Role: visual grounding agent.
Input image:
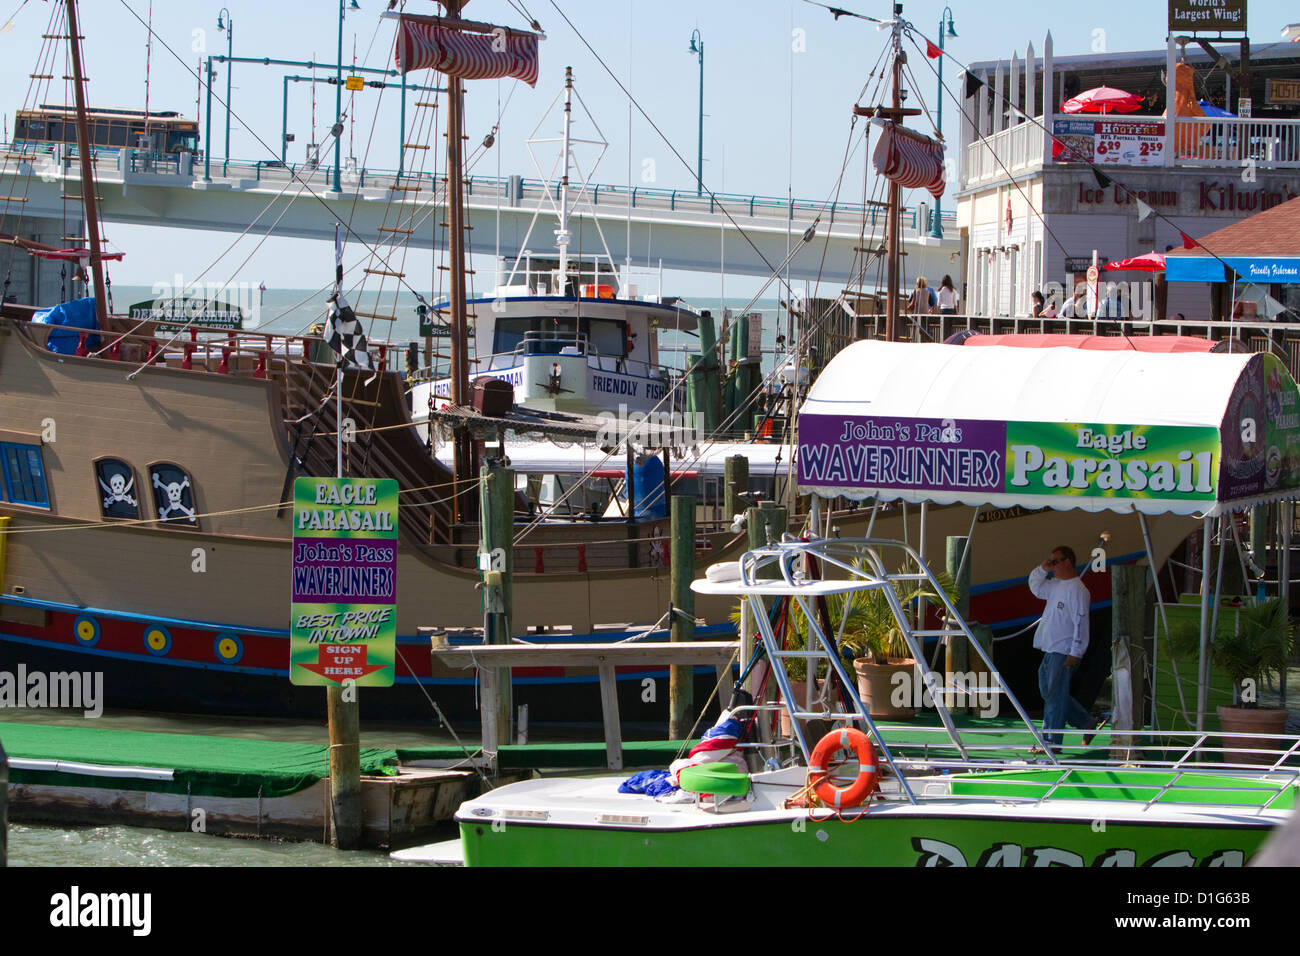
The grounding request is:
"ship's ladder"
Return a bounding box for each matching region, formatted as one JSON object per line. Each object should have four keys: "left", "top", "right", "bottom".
{"left": 702, "top": 537, "right": 1056, "bottom": 805}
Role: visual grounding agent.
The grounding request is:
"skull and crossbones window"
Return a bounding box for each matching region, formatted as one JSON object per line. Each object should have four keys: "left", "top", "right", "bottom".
{"left": 95, "top": 459, "right": 139, "bottom": 520}
{"left": 148, "top": 462, "right": 198, "bottom": 527}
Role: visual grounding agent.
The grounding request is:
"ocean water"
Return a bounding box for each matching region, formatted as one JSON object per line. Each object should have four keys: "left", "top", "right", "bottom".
{"left": 0, "top": 708, "right": 461, "bottom": 866}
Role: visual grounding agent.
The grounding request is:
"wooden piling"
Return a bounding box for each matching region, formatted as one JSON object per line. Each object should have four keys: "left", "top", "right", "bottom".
{"left": 480, "top": 461, "right": 515, "bottom": 754}
{"left": 669, "top": 494, "right": 697, "bottom": 740}
{"left": 724, "top": 455, "right": 749, "bottom": 522}
{"left": 1111, "top": 564, "right": 1149, "bottom": 740}
{"left": 697, "top": 311, "right": 721, "bottom": 434}
{"left": 326, "top": 685, "right": 362, "bottom": 849}
{"left": 747, "top": 500, "right": 788, "bottom": 551}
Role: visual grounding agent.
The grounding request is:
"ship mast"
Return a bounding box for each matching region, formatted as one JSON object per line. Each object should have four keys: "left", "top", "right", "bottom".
{"left": 852, "top": 4, "right": 917, "bottom": 342}
{"left": 64, "top": 0, "right": 108, "bottom": 325}
{"left": 555, "top": 66, "right": 573, "bottom": 289}
{"left": 884, "top": 10, "right": 903, "bottom": 343}
{"left": 444, "top": 0, "right": 477, "bottom": 522}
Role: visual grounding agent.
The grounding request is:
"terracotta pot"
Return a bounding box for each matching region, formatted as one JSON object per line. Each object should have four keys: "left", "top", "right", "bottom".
{"left": 853, "top": 657, "right": 916, "bottom": 719}
{"left": 779, "top": 678, "right": 828, "bottom": 739}
{"left": 1216, "top": 705, "right": 1290, "bottom": 765}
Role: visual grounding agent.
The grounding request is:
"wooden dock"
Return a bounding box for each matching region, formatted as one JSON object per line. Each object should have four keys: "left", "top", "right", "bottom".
{"left": 431, "top": 639, "right": 741, "bottom": 770}
{"left": 0, "top": 721, "right": 488, "bottom": 847}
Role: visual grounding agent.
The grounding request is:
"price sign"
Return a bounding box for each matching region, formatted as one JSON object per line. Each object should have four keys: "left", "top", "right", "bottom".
{"left": 1094, "top": 121, "right": 1165, "bottom": 166}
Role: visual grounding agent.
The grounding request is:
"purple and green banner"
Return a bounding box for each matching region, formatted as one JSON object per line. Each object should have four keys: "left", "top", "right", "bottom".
{"left": 290, "top": 477, "right": 398, "bottom": 687}
{"left": 798, "top": 415, "right": 1223, "bottom": 503}
{"left": 1219, "top": 353, "right": 1300, "bottom": 502}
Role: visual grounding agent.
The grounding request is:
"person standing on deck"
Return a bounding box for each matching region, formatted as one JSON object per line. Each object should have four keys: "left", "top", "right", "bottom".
{"left": 1028, "top": 546, "right": 1097, "bottom": 751}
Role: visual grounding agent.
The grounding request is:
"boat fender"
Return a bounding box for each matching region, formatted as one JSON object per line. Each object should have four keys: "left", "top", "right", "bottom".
{"left": 808, "top": 728, "right": 879, "bottom": 809}
{"left": 705, "top": 561, "right": 742, "bottom": 583}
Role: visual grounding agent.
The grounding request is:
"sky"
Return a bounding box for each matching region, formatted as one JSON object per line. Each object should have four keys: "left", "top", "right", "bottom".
{"left": 1, "top": 0, "right": 1297, "bottom": 299}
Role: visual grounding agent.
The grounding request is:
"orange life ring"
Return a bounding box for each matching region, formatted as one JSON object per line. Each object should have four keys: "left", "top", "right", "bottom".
{"left": 809, "top": 728, "right": 879, "bottom": 809}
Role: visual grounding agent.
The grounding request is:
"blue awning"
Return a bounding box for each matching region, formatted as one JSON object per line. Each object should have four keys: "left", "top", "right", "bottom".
{"left": 1167, "top": 255, "right": 1300, "bottom": 284}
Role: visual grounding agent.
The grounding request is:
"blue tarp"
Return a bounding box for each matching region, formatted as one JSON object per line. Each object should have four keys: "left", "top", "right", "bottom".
{"left": 33, "top": 297, "right": 100, "bottom": 354}
{"left": 1166, "top": 256, "right": 1300, "bottom": 285}
{"left": 1197, "top": 100, "right": 1236, "bottom": 118}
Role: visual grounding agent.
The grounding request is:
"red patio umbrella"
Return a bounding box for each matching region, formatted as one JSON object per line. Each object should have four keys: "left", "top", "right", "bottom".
{"left": 1061, "top": 85, "right": 1143, "bottom": 114}
{"left": 1103, "top": 252, "right": 1165, "bottom": 272}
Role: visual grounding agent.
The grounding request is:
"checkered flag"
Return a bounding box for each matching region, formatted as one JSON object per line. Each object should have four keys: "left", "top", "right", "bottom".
{"left": 324, "top": 224, "right": 372, "bottom": 371}
{"left": 324, "top": 291, "right": 373, "bottom": 371}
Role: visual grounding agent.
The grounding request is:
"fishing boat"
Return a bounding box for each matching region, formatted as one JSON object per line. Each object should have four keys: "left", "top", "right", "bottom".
{"left": 407, "top": 67, "right": 702, "bottom": 422}
{"left": 450, "top": 536, "right": 1299, "bottom": 867}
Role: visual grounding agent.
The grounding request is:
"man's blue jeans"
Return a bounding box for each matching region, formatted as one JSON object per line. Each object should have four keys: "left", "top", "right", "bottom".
{"left": 1038, "top": 652, "right": 1091, "bottom": 748}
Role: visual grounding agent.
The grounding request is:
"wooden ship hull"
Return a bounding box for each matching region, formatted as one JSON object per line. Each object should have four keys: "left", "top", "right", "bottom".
{"left": 0, "top": 311, "right": 1199, "bottom": 726}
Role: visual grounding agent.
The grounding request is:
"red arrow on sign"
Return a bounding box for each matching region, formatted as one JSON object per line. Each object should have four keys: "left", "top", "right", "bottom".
{"left": 296, "top": 643, "right": 387, "bottom": 683}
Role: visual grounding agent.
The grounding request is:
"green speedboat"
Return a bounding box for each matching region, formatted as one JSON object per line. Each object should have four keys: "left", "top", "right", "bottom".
{"left": 452, "top": 537, "right": 1298, "bottom": 867}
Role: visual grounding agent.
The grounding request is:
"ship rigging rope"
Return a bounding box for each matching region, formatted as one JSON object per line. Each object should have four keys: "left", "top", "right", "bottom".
{"left": 546, "top": 0, "right": 804, "bottom": 306}
{"left": 391, "top": 645, "right": 496, "bottom": 789}
{"left": 504, "top": 93, "right": 882, "bottom": 541}
{"left": 0, "top": 3, "right": 68, "bottom": 268}
{"left": 112, "top": 0, "right": 483, "bottom": 327}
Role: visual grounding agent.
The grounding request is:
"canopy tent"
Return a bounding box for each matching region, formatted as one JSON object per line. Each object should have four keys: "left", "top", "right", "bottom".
{"left": 1166, "top": 195, "right": 1300, "bottom": 285}
{"left": 796, "top": 340, "right": 1300, "bottom": 733}
{"left": 1167, "top": 256, "right": 1300, "bottom": 284}
{"left": 796, "top": 341, "right": 1300, "bottom": 518}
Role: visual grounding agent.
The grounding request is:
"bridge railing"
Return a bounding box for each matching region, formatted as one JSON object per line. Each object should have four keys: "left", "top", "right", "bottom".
{"left": 0, "top": 142, "right": 961, "bottom": 234}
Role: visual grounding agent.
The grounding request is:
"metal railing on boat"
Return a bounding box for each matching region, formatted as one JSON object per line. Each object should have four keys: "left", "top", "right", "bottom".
{"left": 696, "top": 536, "right": 1300, "bottom": 812}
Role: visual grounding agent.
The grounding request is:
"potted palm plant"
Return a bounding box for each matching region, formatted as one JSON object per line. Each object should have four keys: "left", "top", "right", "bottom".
{"left": 839, "top": 571, "right": 957, "bottom": 719}
{"left": 1212, "top": 598, "right": 1295, "bottom": 765}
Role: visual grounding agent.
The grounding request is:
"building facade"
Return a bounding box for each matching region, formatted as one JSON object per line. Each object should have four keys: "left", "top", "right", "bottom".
{"left": 955, "top": 33, "right": 1300, "bottom": 321}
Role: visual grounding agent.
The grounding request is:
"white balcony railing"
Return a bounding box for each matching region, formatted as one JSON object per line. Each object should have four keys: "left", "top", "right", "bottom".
{"left": 1172, "top": 116, "right": 1300, "bottom": 168}
{"left": 963, "top": 119, "right": 1045, "bottom": 187}
{"left": 963, "top": 114, "right": 1300, "bottom": 188}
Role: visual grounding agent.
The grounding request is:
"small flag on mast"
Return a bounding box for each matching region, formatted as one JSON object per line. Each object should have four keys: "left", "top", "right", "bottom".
{"left": 926, "top": 40, "right": 942, "bottom": 59}
{"left": 325, "top": 225, "right": 373, "bottom": 371}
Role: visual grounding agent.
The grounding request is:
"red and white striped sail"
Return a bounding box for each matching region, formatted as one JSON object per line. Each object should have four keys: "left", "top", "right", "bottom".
{"left": 394, "top": 16, "right": 539, "bottom": 87}
{"left": 871, "top": 123, "right": 946, "bottom": 201}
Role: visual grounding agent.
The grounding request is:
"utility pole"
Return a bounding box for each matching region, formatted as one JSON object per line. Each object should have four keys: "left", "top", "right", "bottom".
{"left": 217, "top": 9, "right": 233, "bottom": 174}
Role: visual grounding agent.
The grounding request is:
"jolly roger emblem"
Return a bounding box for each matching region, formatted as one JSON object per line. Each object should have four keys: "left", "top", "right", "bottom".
{"left": 95, "top": 458, "right": 139, "bottom": 520}
{"left": 149, "top": 463, "right": 198, "bottom": 527}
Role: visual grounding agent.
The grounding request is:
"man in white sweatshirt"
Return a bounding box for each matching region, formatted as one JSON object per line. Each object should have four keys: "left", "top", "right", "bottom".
{"left": 1028, "top": 546, "right": 1096, "bottom": 751}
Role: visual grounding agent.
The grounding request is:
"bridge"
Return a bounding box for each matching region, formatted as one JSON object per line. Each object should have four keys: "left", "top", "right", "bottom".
{"left": 0, "top": 145, "right": 960, "bottom": 287}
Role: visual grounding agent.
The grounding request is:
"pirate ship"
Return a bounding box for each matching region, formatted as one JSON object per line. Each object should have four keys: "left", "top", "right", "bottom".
{"left": 0, "top": 2, "right": 1202, "bottom": 728}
